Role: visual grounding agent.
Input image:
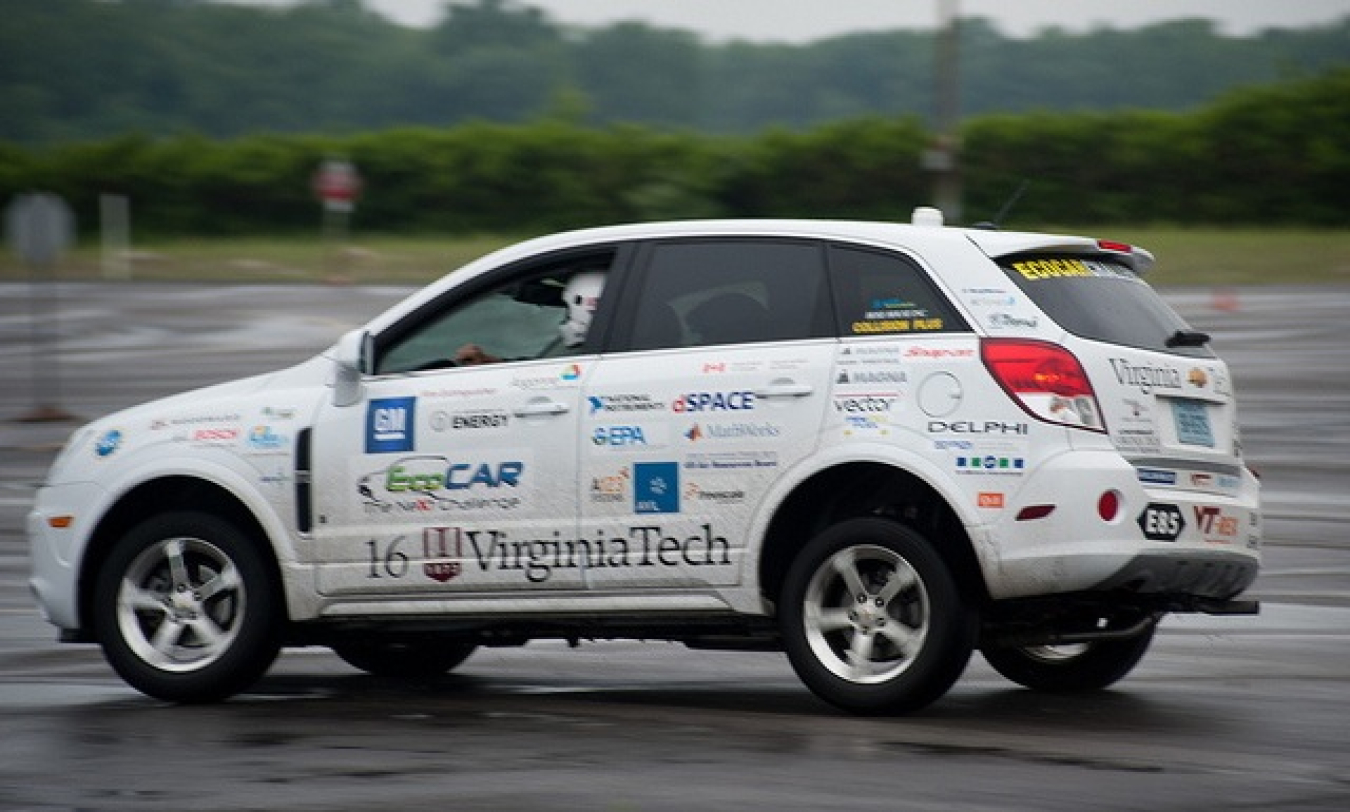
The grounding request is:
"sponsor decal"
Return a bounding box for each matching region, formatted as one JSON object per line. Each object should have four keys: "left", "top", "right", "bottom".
{"left": 511, "top": 365, "right": 582, "bottom": 390}
{"left": 833, "top": 394, "right": 898, "bottom": 414}
{"left": 851, "top": 298, "right": 943, "bottom": 334}
{"left": 1109, "top": 359, "right": 1183, "bottom": 394}
{"left": 683, "top": 422, "right": 781, "bottom": 441}
{"left": 1194, "top": 505, "right": 1240, "bottom": 542}
{"left": 261, "top": 406, "right": 297, "bottom": 420}
{"left": 932, "top": 439, "right": 974, "bottom": 451}
{"left": 700, "top": 359, "right": 765, "bottom": 374}
{"left": 95, "top": 429, "right": 123, "bottom": 458}
{"left": 588, "top": 394, "right": 664, "bottom": 415}
{"left": 246, "top": 425, "right": 287, "bottom": 450}
{"left": 672, "top": 391, "right": 755, "bottom": 413}
{"left": 684, "top": 451, "right": 778, "bottom": 471}
{"left": 151, "top": 412, "right": 242, "bottom": 430}
{"left": 840, "top": 344, "right": 903, "bottom": 359}
{"left": 1187, "top": 368, "right": 1208, "bottom": 388}
{"left": 963, "top": 287, "right": 1018, "bottom": 308}
{"left": 836, "top": 369, "right": 908, "bottom": 385}
{"left": 358, "top": 455, "right": 524, "bottom": 513}
{"left": 683, "top": 481, "right": 747, "bottom": 505}
{"left": 852, "top": 318, "right": 944, "bottom": 334}
{"left": 593, "top": 425, "right": 657, "bottom": 447}
{"left": 370, "top": 524, "right": 733, "bottom": 585}
{"left": 590, "top": 467, "right": 630, "bottom": 503}
{"left": 986, "top": 312, "right": 1039, "bottom": 331}
{"left": 1137, "top": 468, "right": 1178, "bottom": 485}
{"left": 904, "top": 345, "right": 975, "bottom": 360}
{"left": 421, "top": 527, "right": 464, "bottom": 582}
{"left": 634, "top": 461, "right": 679, "bottom": 514}
{"left": 192, "top": 427, "right": 240, "bottom": 443}
{"left": 929, "top": 420, "right": 1028, "bottom": 435}
{"left": 430, "top": 409, "right": 509, "bottom": 432}
{"left": 1010, "top": 258, "right": 1093, "bottom": 280}
{"left": 1138, "top": 503, "right": 1185, "bottom": 541}
{"left": 955, "top": 455, "right": 1026, "bottom": 473}
{"left": 420, "top": 386, "right": 497, "bottom": 399}
{"left": 366, "top": 397, "right": 415, "bottom": 453}
{"left": 1115, "top": 397, "right": 1159, "bottom": 453}
{"left": 977, "top": 492, "right": 1005, "bottom": 509}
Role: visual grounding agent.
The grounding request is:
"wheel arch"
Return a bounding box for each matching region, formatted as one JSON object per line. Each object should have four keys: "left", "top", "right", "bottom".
{"left": 756, "top": 461, "right": 988, "bottom": 611}
{"left": 77, "top": 475, "right": 286, "bottom": 636}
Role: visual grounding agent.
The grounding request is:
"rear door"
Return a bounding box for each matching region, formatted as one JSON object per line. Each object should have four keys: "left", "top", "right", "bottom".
{"left": 578, "top": 238, "right": 837, "bottom": 590}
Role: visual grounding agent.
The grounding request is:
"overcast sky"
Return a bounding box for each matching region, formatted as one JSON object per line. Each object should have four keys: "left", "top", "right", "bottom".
{"left": 228, "top": 0, "right": 1350, "bottom": 40}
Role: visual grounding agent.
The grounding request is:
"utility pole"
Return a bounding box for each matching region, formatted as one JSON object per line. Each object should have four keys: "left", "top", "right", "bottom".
{"left": 924, "top": 0, "right": 962, "bottom": 223}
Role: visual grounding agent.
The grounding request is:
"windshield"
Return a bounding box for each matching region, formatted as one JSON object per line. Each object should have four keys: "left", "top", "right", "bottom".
{"left": 999, "top": 254, "right": 1214, "bottom": 357}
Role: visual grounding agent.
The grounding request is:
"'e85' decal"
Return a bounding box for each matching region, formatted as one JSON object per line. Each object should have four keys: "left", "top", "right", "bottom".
{"left": 1137, "top": 503, "right": 1185, "bottom": 542}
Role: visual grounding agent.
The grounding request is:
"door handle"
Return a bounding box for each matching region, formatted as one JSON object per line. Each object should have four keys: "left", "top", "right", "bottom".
{"left": 513, "top": 399, "right": 570, "bottom": 417}
{"left": 755, "top": 381, "right": 814, "bottom": 399}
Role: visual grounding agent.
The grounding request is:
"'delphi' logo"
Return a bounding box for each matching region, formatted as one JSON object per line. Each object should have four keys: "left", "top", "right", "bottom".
{"left": 366, "top": 397, "right": 415, "bottom": 453}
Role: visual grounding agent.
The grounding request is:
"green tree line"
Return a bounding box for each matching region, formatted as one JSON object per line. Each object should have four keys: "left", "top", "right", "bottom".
{"left": 4, "top": 70, "right": 1348, "bottom": 234}
{"left": 2, "top": 0, "right": 1348, "bottom": 143}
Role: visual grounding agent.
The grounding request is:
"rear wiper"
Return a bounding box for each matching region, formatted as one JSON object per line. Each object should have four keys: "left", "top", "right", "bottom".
{"left": 1166, "top": 329, "right": 1211, "bottom": 348}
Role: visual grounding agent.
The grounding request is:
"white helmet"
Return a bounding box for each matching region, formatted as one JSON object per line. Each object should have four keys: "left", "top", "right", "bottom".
{"left": 559, "top": 271, "right": 606, "bottom": 347}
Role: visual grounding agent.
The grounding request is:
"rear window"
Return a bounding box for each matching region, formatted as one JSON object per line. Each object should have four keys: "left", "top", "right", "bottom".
{"left": 1000, "top": 254, "right": 1214, "bottom": 357}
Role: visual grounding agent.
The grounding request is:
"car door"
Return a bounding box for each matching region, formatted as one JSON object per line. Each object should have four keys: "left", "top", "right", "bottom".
{"left": 309, "top": 250, "right": 619, "bottom": 597}
{"left": 577, "top": 238, "right": 837, "bottom": 590}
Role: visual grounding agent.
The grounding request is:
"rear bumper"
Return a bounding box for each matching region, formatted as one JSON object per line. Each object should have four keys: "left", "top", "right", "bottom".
{"left": 972, "top": 448, "right": 1261, "bottom": 601}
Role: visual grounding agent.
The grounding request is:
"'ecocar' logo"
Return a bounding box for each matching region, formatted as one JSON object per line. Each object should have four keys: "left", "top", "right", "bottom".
{"left": 671, "top": 391, "right": 755, "bottom": 413}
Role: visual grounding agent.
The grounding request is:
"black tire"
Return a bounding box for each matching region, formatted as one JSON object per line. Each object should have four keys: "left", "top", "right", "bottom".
{"left": 92, "top": 511, "right": 282, "bottom": 703}
{"left": 779, "top": 517, "right": 977, "bottom": 715}
{"left": 332, "top": 638, "right": 476, "bottom": 678}
{"left": 980, "top": 623, "right": 1157, "bottom": 693}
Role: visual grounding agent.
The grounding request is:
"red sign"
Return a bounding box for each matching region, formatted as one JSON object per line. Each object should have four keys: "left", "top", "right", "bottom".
{"left": 313, "top": 159, "right": 362, "bottom": 210}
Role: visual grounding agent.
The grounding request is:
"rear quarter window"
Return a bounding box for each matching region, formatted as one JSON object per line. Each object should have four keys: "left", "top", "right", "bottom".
{"left": 1001, "top": 254, "right": 1214, "bottom": 357}
{"left": 828, "top": 245, "right": 969, "bottom": 336}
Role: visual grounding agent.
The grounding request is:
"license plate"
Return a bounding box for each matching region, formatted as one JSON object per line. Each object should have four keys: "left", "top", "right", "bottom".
{"left": 1172, "top": 399, "right": 1215, "bottom": 447}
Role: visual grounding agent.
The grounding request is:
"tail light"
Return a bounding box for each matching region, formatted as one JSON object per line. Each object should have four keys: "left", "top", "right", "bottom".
{"left": 981, "top": 339, "right": 1106, "bottom": 433}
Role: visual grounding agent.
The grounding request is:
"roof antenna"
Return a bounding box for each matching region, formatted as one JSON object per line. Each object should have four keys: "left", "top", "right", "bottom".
{"left": 973, "top": 179, "right": 1029, "bottom": 230}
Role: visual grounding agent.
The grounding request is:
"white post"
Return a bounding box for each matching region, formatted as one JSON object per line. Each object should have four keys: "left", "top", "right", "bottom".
{"left": 100, "top": 194, "right": 131, "bottom": 280}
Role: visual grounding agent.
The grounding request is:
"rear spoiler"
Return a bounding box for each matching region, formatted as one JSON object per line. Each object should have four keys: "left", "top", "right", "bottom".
{"left": 964, "top": 231, "right": 1156, "bottom": 276}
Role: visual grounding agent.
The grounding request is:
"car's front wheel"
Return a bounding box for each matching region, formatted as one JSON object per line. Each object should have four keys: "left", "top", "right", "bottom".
{"left": 980, "top": 623, "right": 1157, "bottom": 692}
{"left": 779, "top": 517, "right": 976, "bottom": 714}
{"left": 92, "top": 512, "right": 282, "bottom": 702}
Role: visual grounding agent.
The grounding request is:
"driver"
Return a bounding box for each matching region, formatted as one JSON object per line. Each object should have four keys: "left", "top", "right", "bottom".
{"left": 453, "top": 271, "right": 606, "bottom": 365}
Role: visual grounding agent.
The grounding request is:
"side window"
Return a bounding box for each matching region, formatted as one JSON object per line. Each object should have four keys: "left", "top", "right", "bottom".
{"left": 626, "top": 240, "right": 829, "bottom": 351}
{"left": 375, "top": 252, "right": 614, "bottom": 374}
{"left": 827, "top": 245, "right": 969, "bottom": 336}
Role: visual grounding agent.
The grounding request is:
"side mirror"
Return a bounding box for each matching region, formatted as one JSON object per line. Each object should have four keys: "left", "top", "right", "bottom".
{"left": 331, "top": 329, "right": 371, "bottom": 407}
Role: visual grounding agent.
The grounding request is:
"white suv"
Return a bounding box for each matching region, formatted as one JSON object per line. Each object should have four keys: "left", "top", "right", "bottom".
{"left": 28, "top": 212, "right": 1261, "bottom": 713}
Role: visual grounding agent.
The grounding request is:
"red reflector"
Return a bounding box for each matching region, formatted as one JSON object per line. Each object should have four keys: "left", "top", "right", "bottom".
{"left": 1097, "top": 490, "right": 1121, "bottom": 522}
{"left": 1097, "top": 240, "right": 1132, "bottom": 253}
{"left": 1016, "top": 505, "right": 1055, "bottom": 521}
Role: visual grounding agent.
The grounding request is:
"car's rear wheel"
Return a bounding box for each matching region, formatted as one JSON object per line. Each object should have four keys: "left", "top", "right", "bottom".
{"left": 779, "top": 517, "right": 976, "bottom": 714}
{"left": 980, "top": 624, "right": 1157, "bottom": 692}
{"left": 92, "top": 511, "right": 281, "bottom": 703}
{"left": 331, "top": 639, "right": 476, "bottom": 678}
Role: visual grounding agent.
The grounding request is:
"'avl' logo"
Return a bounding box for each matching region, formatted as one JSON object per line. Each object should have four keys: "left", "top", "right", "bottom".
{"left": 634, "top": 461, "right": 679, "bottom": 514}
{"left": 366, "top": 397, "right": 416, "bottom": 453}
